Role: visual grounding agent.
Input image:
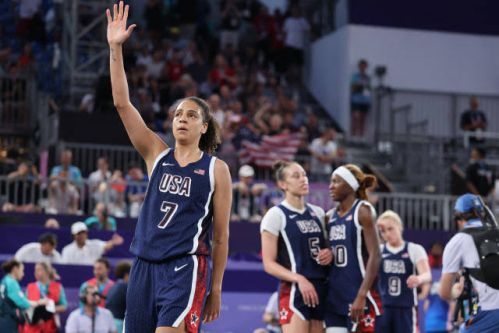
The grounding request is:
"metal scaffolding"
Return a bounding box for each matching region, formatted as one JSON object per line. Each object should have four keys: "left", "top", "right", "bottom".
{"left": 62, "top": 0, "right": 112, "bottom": 110}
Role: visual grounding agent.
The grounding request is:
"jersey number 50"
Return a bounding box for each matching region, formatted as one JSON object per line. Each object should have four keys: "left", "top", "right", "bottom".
{"left": 157, "top": 201, "right": 179, "bottom": 229}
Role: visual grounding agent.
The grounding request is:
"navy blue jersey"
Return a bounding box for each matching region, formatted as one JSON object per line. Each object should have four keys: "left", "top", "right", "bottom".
{"left": 130, "top": 149, "right": 216, "bottom": 261}
{"left": 274, "top": 203, "right": 328, "bottom": 280}
{"left": 327, "top": 199, "right": 381, "bottom": 316}
{"left": 379, "top": 242, "right": 416, "bottom": 308}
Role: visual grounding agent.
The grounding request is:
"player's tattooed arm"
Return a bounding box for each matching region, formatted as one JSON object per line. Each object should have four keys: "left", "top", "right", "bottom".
{"left": 106, "top": 1, "right": 167, "bottom": 170}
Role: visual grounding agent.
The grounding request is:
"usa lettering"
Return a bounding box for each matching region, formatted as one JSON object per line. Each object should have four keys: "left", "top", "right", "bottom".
{"left": 296, "top": 220, "right": 321, "bottom": 233}
{"left": 329, "top": 225, "right": 346, "bottom": 240}
{"left": 383, "top": 260, "right": 406, "bottom": 274}
{"left": 159, "top": 173, "right": 191, "bottom": 197}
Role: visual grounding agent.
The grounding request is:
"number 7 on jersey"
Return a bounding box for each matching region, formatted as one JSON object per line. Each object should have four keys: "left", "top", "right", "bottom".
{"left": 158, "top": 201, "right": 179, "bottom": 229}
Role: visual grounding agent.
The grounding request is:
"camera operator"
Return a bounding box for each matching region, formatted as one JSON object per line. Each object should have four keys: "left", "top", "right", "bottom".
{"left": 439, "top": 194, "right": 499, "bottom": 333}
{"left": 65, "top": 285, "right": 116, "bottom": 333}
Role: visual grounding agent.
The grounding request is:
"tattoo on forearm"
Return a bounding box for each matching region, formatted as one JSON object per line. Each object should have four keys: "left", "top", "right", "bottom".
{"left": 110, "top": 48, "right": 117, "bottom": 62}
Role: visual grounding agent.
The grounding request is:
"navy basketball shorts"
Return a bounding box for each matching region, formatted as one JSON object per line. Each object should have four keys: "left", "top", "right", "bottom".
{"left": 124, "top": 255, "right": 211, "bottom": 333}
{"left": 278, "top": 278, "right": 327, "bottom": 325}
{"left": 325, "top": 289, "right": 382, "bottom": 332}
{"left": 375, "top": 306, "right": 418, "bottom": 333}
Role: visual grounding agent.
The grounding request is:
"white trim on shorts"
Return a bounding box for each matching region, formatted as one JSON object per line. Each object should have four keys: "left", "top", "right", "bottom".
{"left": 326, "top": 328, "right": 349, "bottom": 333}
{"left": 278, "top": 207, "right": 306, "bottom": 321}
{"left": 173, "top": 255, "right": 199, "bottom": 327}
{"left": 412, "top": 306, "right": 417, "bottom": 333}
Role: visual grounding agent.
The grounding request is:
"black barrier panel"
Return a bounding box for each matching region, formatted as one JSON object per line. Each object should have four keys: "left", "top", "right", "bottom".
{"left": 349, "top": 0, "right": 499, "bottom": 36}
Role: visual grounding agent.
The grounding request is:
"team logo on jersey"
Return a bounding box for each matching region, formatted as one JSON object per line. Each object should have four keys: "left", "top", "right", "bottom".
{"left": 346, "top": 214, "right": 352, "bottom": 221}
{"left": 330, "top": 224, "right": 346, "bottom": 240}
{"left": 383, "top": 259, "right": 406, "bottom": 274}
{"left": 194, "top": 169, "right": 205, "bottom": 175}
{"left": 190, "top": 312, "right": 199, "bottom": 327}
{"left": 296, "top": 220, "right": 321, "bottom": 233}
{"left": 401, "top": 252, "right": 409, "bottom": 258}
{"left": 279, "top": 308, "right": 289, "bottom": 321}
{"left": 158, "top": 173, "right": 191, "bottom": 197}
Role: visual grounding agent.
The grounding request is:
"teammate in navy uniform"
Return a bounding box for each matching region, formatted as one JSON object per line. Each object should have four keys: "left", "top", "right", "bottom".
{"left": 106, "top": 3, "right": 232, "bottom": 332}
{"left": 376, "top": 210, "right": 431, "bottom": 333}
{"left": 326, "top": 164, "right": 382, "bottom": 333}
{"left": 261, "top": 161, "right": 332, "bottom": 333}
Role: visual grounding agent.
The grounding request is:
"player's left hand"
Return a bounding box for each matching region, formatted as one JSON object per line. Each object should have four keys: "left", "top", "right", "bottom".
{"left": 350, "top": 294, "right": 366, "bottom": 323}
{"left": 203, "top": 290, "right": 221, "bottom": 323}
{"left": 316, "top": 248, "right": 333, "bottom": 265}
{"left": 406, "top": 275, "right": 421, "bottom": 289}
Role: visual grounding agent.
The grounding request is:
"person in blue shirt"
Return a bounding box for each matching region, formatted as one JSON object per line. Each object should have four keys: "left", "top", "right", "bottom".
{"left": 50, "top": 149, "right": 83, "bottom": 187}
{"left": 0, "top": 259, "right": 48, "bottom": 332}
{"left": 84, "top": 202, "right": 117, "bottom": 231}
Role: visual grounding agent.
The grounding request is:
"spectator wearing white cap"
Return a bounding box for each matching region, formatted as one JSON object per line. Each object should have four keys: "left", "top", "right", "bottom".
{"left": 232, "top": 165, "right": 266, "bottom": 223}
{"left": 61, "top": 222, "right": 124, "bottom": 265}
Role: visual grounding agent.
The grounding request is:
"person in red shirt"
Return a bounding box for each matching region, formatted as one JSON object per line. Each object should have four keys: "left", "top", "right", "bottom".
{"left": 25, "top": 262, "right": 67, "bottom": 333}
{"left": 209, "top": 54, "right": 237, "bottom": 89}
{"left": 166, "top": 49, "right": 184, "bottom": 82}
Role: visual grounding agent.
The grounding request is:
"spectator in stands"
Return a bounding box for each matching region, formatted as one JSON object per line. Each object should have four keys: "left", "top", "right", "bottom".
{"left": 89, "top": 157, "right": 112, "bottom": 197}
{"left": 50, "top": 150, "right": 83, "bottom": 186}
{"left": 44, "top": 218, "right": 60, "bottom": 229}
{"left": 309, "top": 128, "right": 338, "bottom": 181}
{"left": 350, "top": 59, "right": 372, "bottom": 138}
{"left": 84, "top": 202, "right": 117, "bottom": 232}
{"left": 79, "top": 258, "right": 115, "bottom": 308}
{"left": 303, "top": 112, "right": 322, "bottom": 142}
{"left": 24, "top": 262, "right": 67, "bottom": 333}
{"left": 61, "top": 222, "right": 123, "bottom": 265}
{"left": 16, "top": 0, "right": 44, "bottom": 43}
{"left": 106, "top": 261, "right": 131, "bottom": 333}
{"left": 460, "top": 96, "right": 487, "bottom": 144}
{"left": 0, "top": 259, "right": 48, "bottom": 332}
{"left": 282, "top": 5, "right": 310, "bottom": 77}
{"left": 108, "top": 170, "right": 127, "bottom": 217}
{"left": 3, "top": 161, "right": 40, "bottom": 213}
{"left": 253, "top": 291, "right": 281, "bottom": 333}
{"left": 232, "top": 165, "right": 266, "bottom": 222}
{"left": 15, "top": 232, "right": 62, "bottom": 264}
{"left": 209, "top": 54, "right": 237, "bottom": 89}
{"left": 209, "top": 93, "right": 226, "bottom": 126}
{"left": 125, "top": 164, "right": 148, "bottom": 218}
{"left": 143, "top": 0, "right": 164, "bottom": 41}
{"left": 259, "top": 187, "right": 284, "bottom": 216}
{"left": 465, "top": 147, "right": 495, "bottom": 200}
{"left": 220, "top": 0, "right": 242, "bottom": 50}
{"left": 46, "top": 171, "right": 80, "bottom": 215}
{"left": 65, "top": 285, "right": 117, "bottom": 333}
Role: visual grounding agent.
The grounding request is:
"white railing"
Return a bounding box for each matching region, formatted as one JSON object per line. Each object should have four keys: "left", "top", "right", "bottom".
{"left": 0, "top": 174, "right": 466, "bottom": 231}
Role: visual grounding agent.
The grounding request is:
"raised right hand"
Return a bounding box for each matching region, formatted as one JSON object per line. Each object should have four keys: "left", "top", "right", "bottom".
{"left": 296, "top": 275, "right": 319, "bottom": 307}
{"left": 106, "top": 1, "right": 136, "bottom": 46}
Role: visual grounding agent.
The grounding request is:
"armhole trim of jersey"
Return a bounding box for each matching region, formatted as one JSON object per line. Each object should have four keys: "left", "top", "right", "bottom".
{"left": 149, "top": 148, "right": 171, "bottom": 178}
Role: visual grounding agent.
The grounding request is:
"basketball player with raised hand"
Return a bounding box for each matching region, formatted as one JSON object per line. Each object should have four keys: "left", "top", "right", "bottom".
{"left": 106, "top": 2, "right": 232, "bottom": 332}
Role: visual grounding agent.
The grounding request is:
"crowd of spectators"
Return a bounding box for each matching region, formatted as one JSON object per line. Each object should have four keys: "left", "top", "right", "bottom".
{"left": 0, "top": 0, "right": 347, "bottom": 220}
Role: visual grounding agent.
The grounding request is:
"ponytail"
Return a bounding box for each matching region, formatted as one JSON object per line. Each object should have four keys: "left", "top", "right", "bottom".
{"left": 344, "top": 164, "right": 377, "bottom": 200}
